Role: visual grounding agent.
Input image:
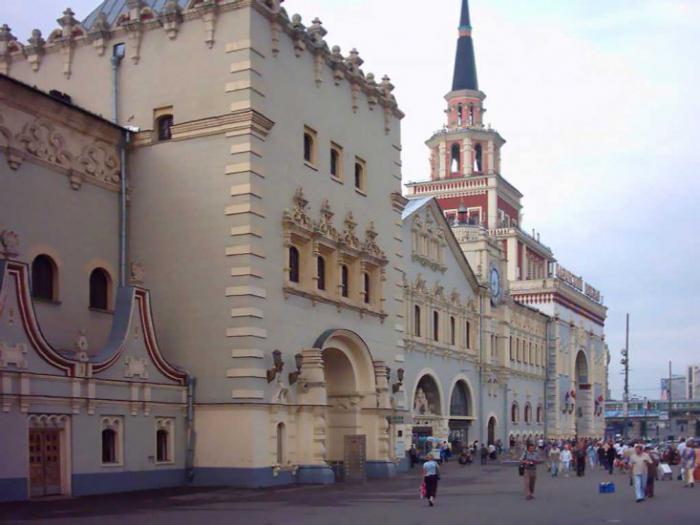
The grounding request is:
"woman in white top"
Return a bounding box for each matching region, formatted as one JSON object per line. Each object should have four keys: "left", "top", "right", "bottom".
{"left": 422, "top": 454, "right": 440, "bottom": 506}
{"left": 560, "top": 446, "right": 573, "bottom": 477}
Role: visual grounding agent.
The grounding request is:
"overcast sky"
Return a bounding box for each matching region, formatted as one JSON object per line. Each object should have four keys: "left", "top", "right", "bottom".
{"left": 4, "top": 0, "right": 699, "bottom": 400}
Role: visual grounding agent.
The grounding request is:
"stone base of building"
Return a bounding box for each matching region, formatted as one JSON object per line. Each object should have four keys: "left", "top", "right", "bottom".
{"left": 72, "top": 469, "right": 187, "bottom": 496}
{"left": 366, "top": 461, "right": 397, "bottom": 479}
{"left": 0, "top": 478, "right": 27, "bottom": 502}
{"left": 192, "top": 467, "right": 300, "bottom": 488}
{"left": 297, "top": 465, "right": 336, "bottom": 485}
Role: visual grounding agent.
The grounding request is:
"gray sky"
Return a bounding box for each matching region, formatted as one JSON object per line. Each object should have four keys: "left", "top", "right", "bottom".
{"left": 4, "top": 0, "right": 699, "bottom": 400}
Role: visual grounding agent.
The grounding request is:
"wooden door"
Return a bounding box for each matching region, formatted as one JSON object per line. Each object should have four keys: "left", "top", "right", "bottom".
{"left": 29, "top": 430, "right": 62, "bottom": 497}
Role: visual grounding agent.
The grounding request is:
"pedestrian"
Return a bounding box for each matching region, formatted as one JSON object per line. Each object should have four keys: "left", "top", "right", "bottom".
{"left": 645, "top": 445, "right": 659, "bottom": 498}
{"left": 628, "top": 443, "right": 652, "bottom": 502}
{"left": 678, "top": 438, "right": 687, "bottom": 481}
{"left": 598, "top": 442, "right": 607, "bottom": 470}
{"left": 439, "top": 441, "right": 449, "bottom": 463}
{"left": 488, "top": 442, "right": 497, "bottom": 460}
{"left": 561, "top": 444, "right": 572, "bottom": 477}
{"left": 606, "top": 442, "right": 616, "bottom": 475}
{"left": 480, "top": 444, "right": 488, "bottom": 465}
{"left": 520, "top": 443, "right": 541, "bottom": 500}
{"left": 422, "top": 453, "right": 440, "bottom": 507}
{"left": 549, "top": 443, "right": 561, "bottom": 477}
{"left": 588, "top": 443, "right": 598, "bottom": 469}
{"left": 496, "top": 439, "right": 503, "bottom": 455}
{"left": 681, "top": 439, "right": 695, "bottom": 488}
{"left": 408, "top": 444, "right": 418, "bottom": 469}
{"left": 575, "top": 443, "right": 586, "bottom": 477}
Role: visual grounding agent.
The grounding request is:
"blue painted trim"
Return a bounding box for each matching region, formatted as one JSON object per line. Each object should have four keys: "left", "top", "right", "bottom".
{"left": 0, "top": 478, "right": 27, "bottom": 502}
{"left": 297, "top": 465, "right": 335, "bottom": 485}
{"left": 72, "top": 469, "right": 185, "bottom": 496}
{"left": 365, "top": 461, "right": 397, "bottom": 479}
{"left": 193, "top": 467, "right": 298, "bottom": 488}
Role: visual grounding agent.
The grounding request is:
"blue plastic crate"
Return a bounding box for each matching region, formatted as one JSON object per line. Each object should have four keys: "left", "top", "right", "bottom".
{"left": 599, "top": 482, "right": 616, "bottom": 494}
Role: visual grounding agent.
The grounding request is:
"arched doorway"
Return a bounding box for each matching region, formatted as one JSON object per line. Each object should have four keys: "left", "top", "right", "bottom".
{"left": 574, "top": 350, "right": 591, "bottom": 437}
{"left": 315, "top": 329, "right": 377, "bottom": 479}
{"left": 412, "top": 373, "right": 443, "bottom": 456}
{"left": 487, "top": 417, "right": 497, "bottom": 446}
{"left": 448, "top": 380, "right": 472, "bottom": 453}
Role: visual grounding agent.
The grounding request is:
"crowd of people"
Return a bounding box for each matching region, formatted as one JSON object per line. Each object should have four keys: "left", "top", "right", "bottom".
{"left": 417, "top": 436, "right": 699, "bottom": 506}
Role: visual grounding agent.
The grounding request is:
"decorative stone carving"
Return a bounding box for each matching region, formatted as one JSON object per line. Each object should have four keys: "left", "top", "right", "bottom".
{"left": 160, "top": 1, "right": 183, "bottom": 40}
{"left": 307, "top": 18, "right": 328, "bottom": 87}
{"left": 289, "top": 14, "right": 306, "bottom": 57}
{"left": 48, "top": 8, "right": 87, "bottom": 79}
{"left": 0, "top": 342, "right": 28, "bottom": 369}
{"left": 0, "top": 230, "right": 19, "bottom": 259}
{"left": 25, "top": 30, "right": 46, "bottom": 71}
{"left": 345, "top": 49, "right": 364, "bottom": 112}
{"left": 129, "top": 262, "right": 145, "bottom": 285}
{"left": 0, "top": 25, "right": 22, "bottom": 75}
{"left": 365, "top": 73, "right": 378, "bottom": 110}
{"left": 78, "top": 141, "right": 120, "bottom": 186}
{"left": 16, "top": 118, "right": 72, "bottom": 169}
{"left": 316, "top": 199, "right": 338, "bottom": 240}
{"left": 341, "top": 212, "right": 360, "bottom": 249}
{"left": 88, "top": 13, "right": 111, "bottom": 56}
{"left": 75, "top": 330, "right": 89, "bottom": 353}
{"left": 363, "top": 222, "right": 384, "bottom": 258}
{"left": 124, "top": 356, "right": 148, "bottom": 379}
{"left": 189, "top": 0, "right": 220, "bottom": 48}
{"left": 329, "top": 46, "right": 345, "bottom": 86}
{"left": 283, "top": 187, "right": 312, "bottom": 229}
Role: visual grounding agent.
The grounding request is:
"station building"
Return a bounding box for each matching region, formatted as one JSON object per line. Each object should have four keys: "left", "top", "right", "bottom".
{"left": 0, "top": 0, "right": 608, "bottom": 501}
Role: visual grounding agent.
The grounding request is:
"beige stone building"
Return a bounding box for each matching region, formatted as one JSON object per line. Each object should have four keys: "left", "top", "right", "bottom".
{"left": 0, "top": 0, "right": 609, "bottom": 500}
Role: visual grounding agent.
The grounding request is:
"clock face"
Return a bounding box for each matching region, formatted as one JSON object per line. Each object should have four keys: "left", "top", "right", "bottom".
{"left": 490, "top": 267, "right": 501, "bottom": 302}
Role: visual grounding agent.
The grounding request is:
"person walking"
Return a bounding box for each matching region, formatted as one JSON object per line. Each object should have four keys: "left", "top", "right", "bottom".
{"left": 480, "top": 444, "right": 489, "bottom": 465}
{"left": 521, "top": 443, "right": 542, "bottom": 500}
{"left": 629, "top": 443, "right": 652, "bottom": 502}
{"left": 588, "top": 443, "right": 598, "bottom": 469}
{"left": 681, "top": 439, "right": 696, "bottom": 488}
{"left": 575, "top": 444, "right": 587, "bottom": 477}
{"left": 678, "top": 438, "right": 687, "bottom": 482}
{"left": 645, "top": 445, "right": 659, "bottom": 498}
{"left": 408, "top": 444, "right": 419, "bottom": 469}
{"left": 561, "top": 444, "right": 572, "bottom": 477}
{"left": 549, "top": 444, "right": 561, "bottom": 477}
{"left": 422, "top": 453, "right": 440, "bottom": 506}
{"left": 606, "top": 442, "right": 616, "bottom": 475}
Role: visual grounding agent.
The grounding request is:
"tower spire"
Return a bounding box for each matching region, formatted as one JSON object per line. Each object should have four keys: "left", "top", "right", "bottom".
{"left": 452, "top": 0, "right": 478, "bottom": 91}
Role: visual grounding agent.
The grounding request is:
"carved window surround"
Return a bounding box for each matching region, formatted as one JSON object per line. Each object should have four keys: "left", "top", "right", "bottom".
{"left": 282, "top": 187, "right": 388, "bottom": 320}
{"left": 411, "top": 212, "right": 447, "bottom": 273}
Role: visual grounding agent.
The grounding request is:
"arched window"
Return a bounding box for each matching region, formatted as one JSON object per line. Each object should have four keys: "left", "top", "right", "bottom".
{"left": 474, "top": 143, "right": 483, "bottom": 172}
{"left": 303, "top": 132, "right": 314, "bottom": 163}
{"left": 450, "top": 143, "right": 461, "bottom": 174}
{"left": 509, "top": 336, "right": 514, "bottom": 361}
{"left": 536, "top": 406, "right": 543, "bottom": 424}
{"left": 317, "top": 256, "right": 326, "bottom": 291}
{"left": 414, "top": 305, "right": 421, "bottom": 337}
{"left": 457, "top": 104, "right": 463, "bottom": 126}
{"left": 31, "top": 254, "right": 57, "bottom": 301}
{"left": 157, "top": 114, "right": 173, "bottom": 141}
{"left": 102, "top": 428, "right": 116, "bottom": 463}
{"left": 363, "top": 272, "right": 370, "bottom": 304}
{"left": 354, "top": 159, "right": 366, "bottom": 191}
{"left": 340, "top": 265, "right": 349, "bottom": 298}
{"left": 511, "top": 403, "right": 519, "bottom": 424}
{"left": 468, "top": 105, "right": 475, "bottom": 126}
{"left": 525, "top": 403, "right": 532, "bottom": 424}
{"left": 450, "top": 316, "right": 456, "bottom": 345}
{"left": 89, "top": 268, "right": 111, "bottom": 310}
{"left": 330, "top": 146, "right": 341, "bottom": 178}
{"left": 288, "top": 246, "right": 300, "bottom": 283}
{"left": 529, "top": 342, "right": 533, "bottom": 365}
{"left": 433, "top": 311, "right": 439, "bottom": 342}
{"left": 276, "top": 422, "right": 286, "bottom": 465}
{"left": 465, "top": 321, "right": 471, "bottom": 349}
{"left": 156, "top": 429, "right": 169, "bottom": 462}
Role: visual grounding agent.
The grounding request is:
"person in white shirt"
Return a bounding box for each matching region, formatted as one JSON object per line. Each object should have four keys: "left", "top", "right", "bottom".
{"left": 678, "top": 439, "right": 687, "bottom": 481}
{"left": 560, "top": 445, "right": 573, "bottom": 477}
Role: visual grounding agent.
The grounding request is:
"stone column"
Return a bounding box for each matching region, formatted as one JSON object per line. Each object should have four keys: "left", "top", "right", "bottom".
{"left": 295, "top": 348, "right": 334, "bottom": 484}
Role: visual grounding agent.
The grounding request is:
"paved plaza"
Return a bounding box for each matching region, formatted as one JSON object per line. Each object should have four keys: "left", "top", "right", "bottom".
{"left": 1, "top": 461, "right": 697, "bottom": 525}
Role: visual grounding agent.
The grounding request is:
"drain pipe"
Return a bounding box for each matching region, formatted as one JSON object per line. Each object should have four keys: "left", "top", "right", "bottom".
{"left": 185, "top": 376, "right": 196, "bottom": 482}
{"left": 543, "top": 317, "right": 552, "bottom": 441}
{"left": 111, "top": 43, "right": 127, "bottom": 286}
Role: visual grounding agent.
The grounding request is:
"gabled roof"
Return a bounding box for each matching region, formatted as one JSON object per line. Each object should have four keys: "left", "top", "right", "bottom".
{"left": 403, "top": 196, "right": 483, "bottom": 294}
{"left": 83, "top": 0, "right": 189, "bottom": 28}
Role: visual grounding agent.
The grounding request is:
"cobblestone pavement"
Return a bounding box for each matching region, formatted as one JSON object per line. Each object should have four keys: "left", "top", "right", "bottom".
{"left": 1, "top": 461, "right": 698, "bottom": 525}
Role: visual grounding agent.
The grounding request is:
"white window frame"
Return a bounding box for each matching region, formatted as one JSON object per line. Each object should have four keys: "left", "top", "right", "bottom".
{"left": 155, "top": 418, "right": 175, "bottom": 465}
{"left": 100, "top": 416, "right": 124, "bottom": 467}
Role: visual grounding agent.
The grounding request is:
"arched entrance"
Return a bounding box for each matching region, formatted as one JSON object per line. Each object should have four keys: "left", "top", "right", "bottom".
{"left": 448, "top": 380, "right": 473, "bottom": 453}
{"left": 574, "top": 350, "right": 591, "bottom": 437}
{"left": 412, "top": 373, "right": 443, "bottom": 456}
{"left": 487, "top": 417, "right": 497, "bottom": 446}
{"left": 314, "top": 329, "right": 377, "bottom": 479}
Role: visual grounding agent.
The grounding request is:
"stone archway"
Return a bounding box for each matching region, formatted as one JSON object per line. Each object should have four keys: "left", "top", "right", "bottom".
{"left": 316, "top": 330, "right": 377, "bottom": 465}
{"left": 412, "top": 372, "right": 445, "bottom": 453}
{"left": 448, "top": 380, "right": 473, "bottom": 452}
{"left": 574, "top": 350, "right": 592, "bottom": 437}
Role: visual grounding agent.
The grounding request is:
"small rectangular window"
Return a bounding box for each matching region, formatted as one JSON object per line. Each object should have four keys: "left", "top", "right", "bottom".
{"left": 156, "top": 418, "right": 175, "bottom": 464}
{"left": 154, "top": 106, "right": 174, "bottom": 142}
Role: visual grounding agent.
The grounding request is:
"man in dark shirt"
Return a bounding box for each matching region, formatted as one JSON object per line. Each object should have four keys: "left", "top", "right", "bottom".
{"left": 521, "top": 443, "right": 542, "bottom": 500}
